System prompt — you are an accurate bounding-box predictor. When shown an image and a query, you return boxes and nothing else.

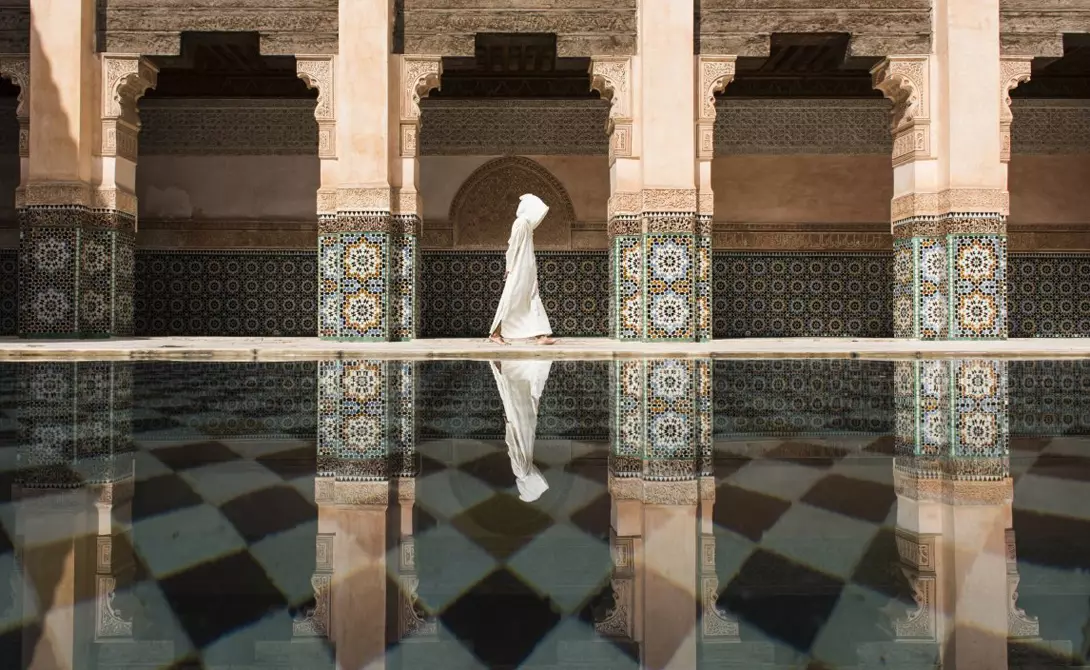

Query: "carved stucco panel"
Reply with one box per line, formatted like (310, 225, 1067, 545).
(871, 55, 931, 167)
(590, 56, 633, 161)
(296, 55, 336, 159)
(1000, 56, 1033, 163)
(449, 156, 575, 250)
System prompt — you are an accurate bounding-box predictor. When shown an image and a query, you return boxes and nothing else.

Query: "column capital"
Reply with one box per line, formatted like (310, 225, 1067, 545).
(590, 55, 634, 162)
(297, 54, 337, 160)
(871, 55, 932, 167)
(1000, 56, 1033, 162)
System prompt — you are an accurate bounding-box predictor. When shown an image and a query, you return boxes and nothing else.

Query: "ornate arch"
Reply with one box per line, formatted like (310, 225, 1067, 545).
(449, 156, 576, 250)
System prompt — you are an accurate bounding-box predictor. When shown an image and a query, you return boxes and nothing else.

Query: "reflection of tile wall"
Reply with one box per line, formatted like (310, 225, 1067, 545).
(713, 360, 895, 437)
(1009, 360, 1090, 436)
(1009, 253, 1090, 337)
(712, 252, 893, 338)
(133, 362, 318, 439)
(417, 360, 611, 440)
(0, 249, 14, 335)
(420, 251, 609, 338)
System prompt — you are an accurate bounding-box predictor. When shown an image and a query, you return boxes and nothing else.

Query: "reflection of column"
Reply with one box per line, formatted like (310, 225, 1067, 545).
(611, 359, 712, 481)
(876, 358, 1026, 668)
(396, 477, 436, 642)
(873, 4, 1014, 340)
(13, 362, 137, 666)
(317, 360, 416, 481)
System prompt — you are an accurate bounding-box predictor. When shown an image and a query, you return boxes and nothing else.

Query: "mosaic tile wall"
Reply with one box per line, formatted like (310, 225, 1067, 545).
(134, 251, 318, 336)
(712, 252, 893, 338)
(420, 251, 609, 338)
(0, 248, 14, 335)
(1009, 253, 1090, 337)
(416, 360, 611, 440)
(1009, 360, 1090, 436)
(4, 249, 1089, 339)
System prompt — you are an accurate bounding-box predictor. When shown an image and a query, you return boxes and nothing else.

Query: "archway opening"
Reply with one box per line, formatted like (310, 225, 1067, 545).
(1008, 34, 1090, 338)
(0, 76, 19, 335)
(417, 32, 611, 338)
(713, 33, 892, 338)
(135, 31, 320, 336)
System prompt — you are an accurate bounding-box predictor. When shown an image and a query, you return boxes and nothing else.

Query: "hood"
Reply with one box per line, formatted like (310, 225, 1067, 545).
(516, 467, 550, 502)
(517, 194, 550, 230)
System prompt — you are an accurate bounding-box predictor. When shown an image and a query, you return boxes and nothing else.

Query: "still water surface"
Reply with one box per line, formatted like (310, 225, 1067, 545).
(0, 359, 1088, 669)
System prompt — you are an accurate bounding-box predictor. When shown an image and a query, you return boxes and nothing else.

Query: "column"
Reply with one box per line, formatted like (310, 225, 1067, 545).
(319, 0, 439, 340)
(592, 0, 709, 341)
(872, 0, 1016, 340)
(21, 0, 156, 338)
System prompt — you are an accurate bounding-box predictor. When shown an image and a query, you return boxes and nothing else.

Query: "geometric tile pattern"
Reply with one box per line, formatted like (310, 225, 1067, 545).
(611, 232, 641, 339)
(416, 360, 611, 440)
(713, 252, 892, 338)
(319, 230, 389, 340)
(611, 359, 713, 479)
(0, 248, 14, 335)
(1009, 253, 1090, 337)
(645, 231, 702, 341)
(893, 359, 1009, 480)
(893, 219, 1008, 340)
(1009, 360, 1090, 437)
(17, 207, 135, 338)
(421, 251, 609, 338)
(316, 359, 416, 480)
(134, 250, 318, 336)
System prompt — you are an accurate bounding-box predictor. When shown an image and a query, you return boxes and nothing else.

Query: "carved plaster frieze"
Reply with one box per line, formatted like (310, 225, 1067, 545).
(93, 188, 138, 218)
(400, 55, 442, 159)
(642, 479, 700, 505)
(296, 55, 335, 159)
(871, 56, 931, 167)
(608, 191, 640, 220)
(612, 537, 634, 577)
(1008, 572, 1040, 639)
(589, 56, 634, 161)
(101, 54, 158, 161)
(642, 189, 698, 213)
(1000, 57, 1033, 163)
(394, 189, 420, 217)
(894, 530, 937, 572)
(22, 182, 93, 208)
(332, 479, 390, 506)
(697, 55, 736, 160)
(892, 470, 1014, 505)
(315, 476, 334, 504)
(890, 188, 1011, 223)
(337, 187, 391, 213)
(316, 189, 337, 217)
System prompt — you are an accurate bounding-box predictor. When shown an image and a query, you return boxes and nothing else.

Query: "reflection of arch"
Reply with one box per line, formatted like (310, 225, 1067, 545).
(449, 156, 575, 249)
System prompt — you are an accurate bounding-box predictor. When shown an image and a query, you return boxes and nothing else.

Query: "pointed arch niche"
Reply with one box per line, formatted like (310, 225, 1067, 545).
(447, 156, 576, 250)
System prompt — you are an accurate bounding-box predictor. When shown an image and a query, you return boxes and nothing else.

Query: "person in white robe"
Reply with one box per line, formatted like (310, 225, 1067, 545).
(489, 193, 556, 345)
(489, 360, 553, 502)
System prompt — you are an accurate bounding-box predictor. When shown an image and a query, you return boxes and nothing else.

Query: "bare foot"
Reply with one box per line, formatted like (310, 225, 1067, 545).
(489, 334, 508, 346)
(536, 336, 557, 345)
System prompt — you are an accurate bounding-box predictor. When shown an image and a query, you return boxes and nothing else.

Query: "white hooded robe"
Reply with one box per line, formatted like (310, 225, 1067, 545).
(489, 193, 553, 339)
(489, 360, 553, 502)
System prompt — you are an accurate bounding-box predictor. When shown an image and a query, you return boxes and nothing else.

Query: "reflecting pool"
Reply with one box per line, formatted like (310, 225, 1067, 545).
(1, 359, 1089, 668)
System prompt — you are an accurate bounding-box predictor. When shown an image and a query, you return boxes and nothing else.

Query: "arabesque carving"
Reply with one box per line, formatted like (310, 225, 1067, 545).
(400, 55, 442, 159)
(589, 56, 634, 162)
(1000, 57, 1033, 163)
(697, 56, 736, 163)
(0, 54, 30, 158)
(871, 56, 931, 167)
(296, 55, 336, 158)
(449, 156, 575, 249)
(101, 54, 159, 163)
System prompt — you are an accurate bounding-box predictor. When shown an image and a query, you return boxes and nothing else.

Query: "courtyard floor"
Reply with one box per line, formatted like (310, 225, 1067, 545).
(2, 336, 1090, 361)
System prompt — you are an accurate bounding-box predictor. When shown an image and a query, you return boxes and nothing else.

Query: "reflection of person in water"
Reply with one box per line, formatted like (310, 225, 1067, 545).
(489, 360, 553, 502)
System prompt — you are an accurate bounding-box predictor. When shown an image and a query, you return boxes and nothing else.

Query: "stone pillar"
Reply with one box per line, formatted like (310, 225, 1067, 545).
(319, 0, 439, 340)
(611, 359, 713, 480)
(593, 0, 709, 341)
(873, 2, 1016, 340)
(21, 0, 156, 337)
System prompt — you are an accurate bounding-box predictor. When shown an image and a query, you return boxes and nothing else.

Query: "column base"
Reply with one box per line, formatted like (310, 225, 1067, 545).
(609, 213, 712, 342)
(318, 213, 418, 341)
(893, 214, 1007, 340)
(18, 206, 135, 338)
